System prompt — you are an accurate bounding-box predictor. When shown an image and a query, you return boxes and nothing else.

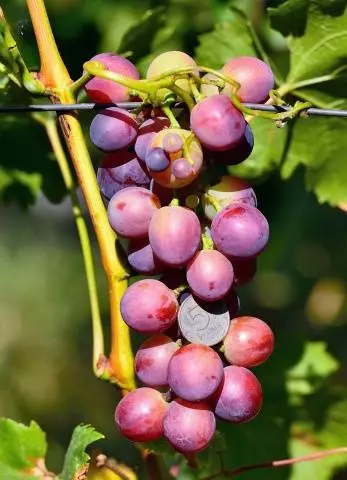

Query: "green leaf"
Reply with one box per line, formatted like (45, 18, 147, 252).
(281, 117, 347, 206)
(60, 424, 104, 480)
(195, 7, 256, 68)
(0, 418, 46, 479)
(228, 116, 287, 180)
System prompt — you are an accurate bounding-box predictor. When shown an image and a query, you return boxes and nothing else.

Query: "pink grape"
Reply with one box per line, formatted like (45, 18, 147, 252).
(168, 343, 223, 401)
(97, 152, 150, 200)
(211, 366, 263, 423)
(115, 387, 167, 442)
(135, 117, 170, 162)
(232, 258, 257, 287)
(85, 53, 139, 103)
(223, 316, 274, 367)
(222, 56, 275, 103)
(127, 239, 164, 275)
(163, 399, 215, 453)
(211, 203, 269, 259)
(108, 187, 160, 239)
(162, 132, 183, 153)
(190, 95, 246, 151)
(172, 158, 193, 179)
(135, 334, 179, 387)
(186, 250, 234, 301)
(149, 206, 201, 267)
(90, 107, 138, 152)
(120, 279, 178, 333)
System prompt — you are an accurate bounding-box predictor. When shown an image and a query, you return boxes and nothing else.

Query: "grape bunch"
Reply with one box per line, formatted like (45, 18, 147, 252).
(85, 51, 275, 454)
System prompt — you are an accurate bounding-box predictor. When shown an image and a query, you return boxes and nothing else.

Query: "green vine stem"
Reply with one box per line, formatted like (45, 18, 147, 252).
(26, 0, 135, 392)
(34, 113, 105, 378)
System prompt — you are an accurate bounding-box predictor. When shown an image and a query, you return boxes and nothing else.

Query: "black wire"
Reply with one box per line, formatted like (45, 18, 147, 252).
(0, 101, 347, 117)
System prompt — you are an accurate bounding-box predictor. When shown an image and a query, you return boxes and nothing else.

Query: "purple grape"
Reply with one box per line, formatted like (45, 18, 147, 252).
(135, 334, 179, 387)
(146, 148, 170, 172)
(97, 152, 150, 200)
(85, 53, 140, 103)
(190, 95, 246, 151)
(135, 117, 170, 161)
(222, 56, 275, 103)
(168, 343, 223, 401)
(210, 366, 263, 423)
(186, 250, 234, 301)
(211, 204, 269, 259)
(128, 239, 164, 275)
(163, 399, 215, 453)
(90, 107, 138, 152)
(149, 206, 201, 267)
(232, 258, 257, 287)
(108, 187, 160, 239)
(172, 158, 194, 179)
(212, 124, 254, 165)
(120, 279, 178, 333)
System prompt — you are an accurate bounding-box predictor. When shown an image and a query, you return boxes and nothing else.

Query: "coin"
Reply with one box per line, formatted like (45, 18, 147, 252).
(178, 294, 230, 346)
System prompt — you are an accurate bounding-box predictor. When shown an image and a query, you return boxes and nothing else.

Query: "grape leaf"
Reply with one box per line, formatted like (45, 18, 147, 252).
(281, 117, 347, 206)
(0, 418, 46, 479)
(60, 424, 104, 480)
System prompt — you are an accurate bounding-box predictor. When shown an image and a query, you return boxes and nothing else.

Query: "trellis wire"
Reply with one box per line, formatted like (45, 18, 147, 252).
(0, 102, 347, 117)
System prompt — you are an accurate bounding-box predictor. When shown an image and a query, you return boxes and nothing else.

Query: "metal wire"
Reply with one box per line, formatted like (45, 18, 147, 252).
(0, 101, 347, 117)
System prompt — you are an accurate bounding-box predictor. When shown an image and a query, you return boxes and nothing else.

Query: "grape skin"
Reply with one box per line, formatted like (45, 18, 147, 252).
(190, 95, 246, 151)
(85, 53, 140, 103)
(211, 123, 254, 166)
(108, 187, 160, 239)
(97, 152, 150, 201)
(211, 366, 263, 423)
(149, 206, 201, 267)
(90, 107, 138, 152)
(135, 334, 179, 387)
(146, 148, 170, 172)
(232, 258, 257, 287)
(120, 279, 178, 333)
(135, 117, 170, 162)
(223, 316, 274, 367)
(115, 387, 167, 442)
(168, 343, 224, 401)
(222, 56, 275, 103)
(186, 250, 234, 301)
(211, 203, 269, 259)
(163, 399, 216, 453)
(127, 239, 164, 275)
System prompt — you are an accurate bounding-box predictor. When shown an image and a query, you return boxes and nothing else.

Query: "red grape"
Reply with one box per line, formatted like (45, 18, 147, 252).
(168, 343, 223, 401)
(211, 203, 269, 259)
(223, 316, 274, 367)
(186, 250, 234, 301)
(190, 95, 246, 151)
(85, 53, 139, 103)
(222, 56, 275, 103)
(120, 279, 178, 333)
(108, 187, 160, 239)
(149, 206, 201, 267)
(163, 399, 215, 453)
(115, 387, 167, 442)
(135, 334, 179, 387)
(211, 366, 262, 423)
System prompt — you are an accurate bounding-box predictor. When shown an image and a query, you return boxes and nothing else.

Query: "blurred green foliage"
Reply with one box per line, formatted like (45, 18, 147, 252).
(0, 0, 347, 479)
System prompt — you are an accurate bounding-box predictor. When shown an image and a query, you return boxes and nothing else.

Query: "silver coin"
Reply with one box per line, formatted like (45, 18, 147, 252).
(178, 294, 230, 346)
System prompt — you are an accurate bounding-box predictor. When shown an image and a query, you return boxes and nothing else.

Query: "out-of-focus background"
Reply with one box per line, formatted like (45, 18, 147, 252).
(1, 0, 347, 479)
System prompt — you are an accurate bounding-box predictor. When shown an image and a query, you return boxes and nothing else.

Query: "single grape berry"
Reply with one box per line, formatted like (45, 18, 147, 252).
(163, 399, 216, 453)
(172, 158, 193, 179)
(135, 334, 179, 387)
(90, 107, 138, 152)
(211, 366, 263, 423)
(146, 148, 170, 172)
(186, 250, 234, 301)
(85, 53, 139, 103)
(149, 206, 201, 267)
(127, 239, 164, 275)
(108, 187, 160, 239)
(162, 132, 183, 153)
(211, 124, 254, 166)
(120, 279, 178, 333)
(211, 203, 269, 259)
(190, 95, 246, 151)
(232, 258, 257, 287)
(223, 316, 274, 367)
(168, 343, 223, 401)
(222, 56, 275, 103)
(147, 51, 197, 92)
(115, 387, 167, 442)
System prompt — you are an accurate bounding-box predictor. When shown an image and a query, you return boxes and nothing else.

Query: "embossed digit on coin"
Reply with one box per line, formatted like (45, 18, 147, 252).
(178, 294, 230, 346)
